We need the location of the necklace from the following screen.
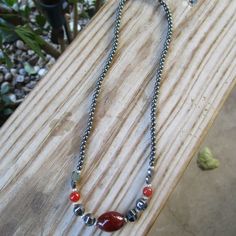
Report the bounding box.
[69,0,173,232]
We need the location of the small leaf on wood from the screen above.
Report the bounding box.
[197,147,219,170]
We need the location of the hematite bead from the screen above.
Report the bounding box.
[71,180,76,189]
[145,175,152,184]
[83,213,96,226]
[147,168,153,177]
[126,209,137,222]
[136,198,148,211]
[73,204,85,216]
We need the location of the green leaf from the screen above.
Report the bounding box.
[3,108,13,116]
[24,62,36,75]
[35,15,46,28]
[2,51,13,68]
[197,147,220,170]
[1,82,11,95]
[2,93,16,105]
[0,18,17,43]
[20,5,31,18]
[3,0,17,7]
[15,25,45,59]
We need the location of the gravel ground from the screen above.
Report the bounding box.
[0,39,56,100]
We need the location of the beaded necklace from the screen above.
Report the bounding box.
[69,0,173,232]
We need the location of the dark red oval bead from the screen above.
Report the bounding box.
[97,211,125,232]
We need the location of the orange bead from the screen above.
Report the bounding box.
[70,191,80,202]
[143,186,153,197]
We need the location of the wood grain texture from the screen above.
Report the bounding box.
[0,0,235,235]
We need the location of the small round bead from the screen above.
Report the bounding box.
[126,209,137,222]
[149,160,155,167]
[71,180,76,189]
[143,186,153,198]
[69,191,80,202]
[83,213,96,226]
[145,175,152,184]
[147,168,153,177]
[136,198,148,211]
[73,204,85,216]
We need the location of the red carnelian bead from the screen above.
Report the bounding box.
[69,191,80,202]
[97,211,125,232]
[143,186,153,197]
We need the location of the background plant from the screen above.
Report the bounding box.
[0,0,104,125]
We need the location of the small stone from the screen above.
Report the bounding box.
[38,57,44,66]
[24,76,30,83]
[9,45,14,52]
[26,81,37,89]
[34,66,40,73]
[28,50,35,56]
[22,86,31,93]
[47,57,56,68]
[22,53,28,60]
[0,66,8,74]
[28,55,39,65]
[16,75,25,83]
[14,89,25,99]
[45,54,52,61]
[17,63,23,69]
[4,73,12,81]
[35,75,41,81]
[19,68,26,76]
[10,68,17,76]
[16,49,22,56]
[0,73,4,83]
[38,68,47,77]
[16,40,26,50]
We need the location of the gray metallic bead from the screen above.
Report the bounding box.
[147,168,153,177]
[136,198,148,211]
[83,213,96,226]
[126,209,138,222]
[149,160,155,167]
[145,175,152,184]
[73,204,85,216]
[71,180,76,189]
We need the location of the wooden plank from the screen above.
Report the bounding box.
[0,0,235,235]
